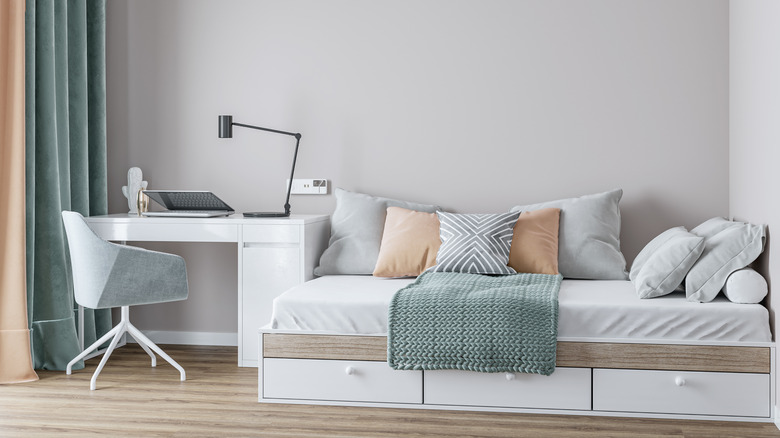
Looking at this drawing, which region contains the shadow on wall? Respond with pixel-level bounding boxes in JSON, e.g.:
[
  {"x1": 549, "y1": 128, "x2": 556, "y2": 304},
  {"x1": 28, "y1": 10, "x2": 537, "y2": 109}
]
[
  {"x1": 619, "y1": 192, "x2": 685, "y2": 269},
  {"x1": 105, "y1": 0, "x2": 130, "y2": 215},
  {"x1": 753, "y1": 229, "x2": 773, "y2": 338}
]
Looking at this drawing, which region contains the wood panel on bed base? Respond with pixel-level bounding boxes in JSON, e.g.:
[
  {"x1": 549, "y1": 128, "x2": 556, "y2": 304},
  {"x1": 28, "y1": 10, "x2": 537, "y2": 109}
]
[{"x1": 262, "y1": 333, "x2": 771, "y2": 373}]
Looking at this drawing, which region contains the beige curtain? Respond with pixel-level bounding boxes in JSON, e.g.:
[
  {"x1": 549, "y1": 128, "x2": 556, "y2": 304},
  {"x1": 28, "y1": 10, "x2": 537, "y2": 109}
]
[{"x1": 0, "y1": 0, "x2": 38, "y2": 384}]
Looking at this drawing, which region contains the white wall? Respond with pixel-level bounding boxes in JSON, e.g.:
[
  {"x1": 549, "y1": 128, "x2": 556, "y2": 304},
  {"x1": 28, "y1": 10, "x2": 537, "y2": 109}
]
[
  {"x1": 729, "y1": 0, "x2": 780, "y2": 413},
  {"x1": 106, "y1": 0, "x2": 729, "y2": 336}
]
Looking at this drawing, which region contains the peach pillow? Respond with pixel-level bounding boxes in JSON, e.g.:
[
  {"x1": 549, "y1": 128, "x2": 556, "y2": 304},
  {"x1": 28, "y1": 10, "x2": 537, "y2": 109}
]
[
  {"x1": 373, "y1": 207, "x2": 441, "y2": 277},
  {"x1": 508, "y1": 208, "x2": 560, "y2": 275}
]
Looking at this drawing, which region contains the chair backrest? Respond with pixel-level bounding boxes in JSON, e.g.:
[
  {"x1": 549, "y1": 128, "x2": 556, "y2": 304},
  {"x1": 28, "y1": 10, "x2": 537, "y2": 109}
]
[
  {"x1": 61, "y1": 211, "x2": 122, "y2": 308},
  {"x1": 61, "y1": 211, "x2": 189, "y2": 309}
]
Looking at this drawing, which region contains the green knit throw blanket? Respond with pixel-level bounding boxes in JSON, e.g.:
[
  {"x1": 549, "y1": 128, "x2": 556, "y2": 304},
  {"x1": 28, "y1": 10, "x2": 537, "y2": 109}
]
[{"x1": 388, "y1": 272, "x2": 562, "y2": 376}]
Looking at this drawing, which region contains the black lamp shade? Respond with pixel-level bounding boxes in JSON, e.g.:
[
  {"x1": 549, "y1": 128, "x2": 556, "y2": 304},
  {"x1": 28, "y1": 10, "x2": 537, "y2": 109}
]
[{"x1": 218, "y1": 115, "x2": 233, "y2": 138}]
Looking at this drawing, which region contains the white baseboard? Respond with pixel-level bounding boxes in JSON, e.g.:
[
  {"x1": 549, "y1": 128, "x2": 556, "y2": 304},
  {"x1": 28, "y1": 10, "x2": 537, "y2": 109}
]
[
  {"x1": 775, "y1": 406, "x2": 779, "y2": 431},
  {"x1": 126, "y1": 330, "x2": 237, "y2": 347},
  {"x1": 774, "y1": 406, "x2": 780, "y2": 429}
]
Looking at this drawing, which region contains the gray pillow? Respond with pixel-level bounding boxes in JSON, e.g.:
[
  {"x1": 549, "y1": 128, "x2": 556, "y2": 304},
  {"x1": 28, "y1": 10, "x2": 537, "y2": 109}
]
[
  {"x1": 511, "y1": 189, "x2": 627, "y2": 280},
  {"x1": 428, "y1": 211, "x2": 520, "y2": 275},
  {"x1": 685, "y1": 217, "x2": 765, "y2": 303},
  {"x1": 629, "y1": 227, "x2": 705, "y2": 299},
  {"x1": 314, "y1": 188, "x2": 440, "y2": 275}
]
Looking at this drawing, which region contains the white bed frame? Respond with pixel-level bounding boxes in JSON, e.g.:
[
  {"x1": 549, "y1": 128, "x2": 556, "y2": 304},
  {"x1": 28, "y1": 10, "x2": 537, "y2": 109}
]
[{"x1": 259, "y1": 330, "x2": 775, "y2": 423}]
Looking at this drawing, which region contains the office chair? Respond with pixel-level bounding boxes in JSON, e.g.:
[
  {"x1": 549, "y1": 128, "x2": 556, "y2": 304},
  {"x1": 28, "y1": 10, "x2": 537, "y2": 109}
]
[{"x1": 61, "y1": 211, "x2": 189, "y2": 390}]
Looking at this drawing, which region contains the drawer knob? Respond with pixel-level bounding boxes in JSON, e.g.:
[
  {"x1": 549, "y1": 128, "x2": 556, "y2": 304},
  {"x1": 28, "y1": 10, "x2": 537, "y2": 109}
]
[
  {"x1": 505, "y1": 372, "x2": 516, "y2": 381},
  {"x1": 675, "y1": 376, "x2": 686, "y2": 387},
  {"x1": 345, "y1": 366, "x2": 356, "y2": 376}
]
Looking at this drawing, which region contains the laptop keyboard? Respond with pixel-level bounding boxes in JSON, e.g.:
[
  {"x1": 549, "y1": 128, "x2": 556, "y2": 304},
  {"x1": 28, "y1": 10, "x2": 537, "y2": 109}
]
[
  {"x1": 167, "y1": 210, "x2": 222, "y2": 215},
  {"x1": 167, "y1": 192, "x2": 230, "y2": 210}
]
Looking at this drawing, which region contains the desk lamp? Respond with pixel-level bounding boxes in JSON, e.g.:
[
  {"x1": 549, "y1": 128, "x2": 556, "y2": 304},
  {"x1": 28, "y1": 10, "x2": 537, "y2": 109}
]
[{"x1": 218, "y1": 115, "x2": 301, "y2": 217}]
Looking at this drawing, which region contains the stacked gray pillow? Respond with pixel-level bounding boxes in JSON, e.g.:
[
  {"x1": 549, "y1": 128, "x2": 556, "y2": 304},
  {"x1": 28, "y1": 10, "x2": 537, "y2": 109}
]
[
  {"x1": 685, "y1": 217, "x2": 765, "y2": 303},
  {"x1": 511, "y1": 189, "x2": 627, "y2": 280},
  {"x1": 629, "y1": 217, "x2": 766, "y2": 302},
  {"x1": 629, "y1": 227, "x2": 705, "y2": 299},
  {"x1": 314, "y1": 188, "x2": 441, "y2": 275}
]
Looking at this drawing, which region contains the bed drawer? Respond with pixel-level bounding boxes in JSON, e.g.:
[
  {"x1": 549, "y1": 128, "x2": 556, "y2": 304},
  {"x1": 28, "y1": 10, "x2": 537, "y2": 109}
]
[
  {"x1": 593, "y1": 369, "x2": 770, "y2": 417},
  {"x1": 424, "y1": 367, "x2": 591, "y2": 410},
  {"x1": 263, "y1": 358, "x2": 422, "y2": 404}
]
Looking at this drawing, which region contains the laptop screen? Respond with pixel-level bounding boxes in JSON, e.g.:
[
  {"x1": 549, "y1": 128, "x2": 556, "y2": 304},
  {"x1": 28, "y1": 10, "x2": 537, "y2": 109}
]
[{"x1": 143, "y1": 191, "x2": 234, "y2": 211}]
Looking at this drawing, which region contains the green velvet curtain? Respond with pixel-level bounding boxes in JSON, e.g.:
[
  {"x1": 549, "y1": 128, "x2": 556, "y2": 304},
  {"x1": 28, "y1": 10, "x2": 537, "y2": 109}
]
[{"x1": 25, "y1": 0, "x2": 111, "y2": 370}]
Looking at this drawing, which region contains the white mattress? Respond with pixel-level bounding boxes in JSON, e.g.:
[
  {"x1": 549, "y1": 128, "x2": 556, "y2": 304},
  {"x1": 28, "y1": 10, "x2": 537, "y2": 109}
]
[{"x1": 270, "y1": 275, "x2": 771, "y2": 343}]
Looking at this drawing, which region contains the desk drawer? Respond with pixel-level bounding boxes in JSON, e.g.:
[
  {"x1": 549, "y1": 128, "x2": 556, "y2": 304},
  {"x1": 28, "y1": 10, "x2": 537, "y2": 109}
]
[
  {"x1": 424, "y1": 367, "x2": 591, "y2": 410},
  {"x1": 263, "y1": 358, "x2": 422, "y2": 404},
  {"x1": 243, "y1": 225, "x2": 299, "y2": 244},
  {"x1": 90, "y1": 222, "x2": 238, "y2": 242},
  {"x1": 593, "y1": 369, "x2": 770, "y2": 417}
]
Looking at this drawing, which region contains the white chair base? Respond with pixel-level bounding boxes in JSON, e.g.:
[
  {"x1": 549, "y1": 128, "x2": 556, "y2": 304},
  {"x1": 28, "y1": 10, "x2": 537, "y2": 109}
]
[{"x1": 67, "y1": 306, "x2": 186, "y2": 390}]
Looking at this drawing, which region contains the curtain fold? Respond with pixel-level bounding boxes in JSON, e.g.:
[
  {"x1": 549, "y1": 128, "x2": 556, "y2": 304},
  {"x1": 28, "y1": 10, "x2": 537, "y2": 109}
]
[
  {"x1": 0, "y1": 0, "x2": 39, "y2": 384},
  {"x1": 25, "y1": 0, "x2": 111, "y2": 371}
]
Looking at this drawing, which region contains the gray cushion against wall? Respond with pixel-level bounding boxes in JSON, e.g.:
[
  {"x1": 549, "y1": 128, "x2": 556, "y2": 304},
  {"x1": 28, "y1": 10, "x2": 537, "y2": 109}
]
[
  {"x1": 511, "y1": 189, "x2": 628, "y2": 280},
  {"x1": 314, "y1": 188, "x2": 441, "y2": 275},
  {"x1": 629, "y1": 227, "x2": 704, "y2": 299},
  {"x1": 428, "y1": 211, "x2": 520, "y2": 275},
  {"x1": 685, "y1": 217, "x2": 765, "y2": 303}
]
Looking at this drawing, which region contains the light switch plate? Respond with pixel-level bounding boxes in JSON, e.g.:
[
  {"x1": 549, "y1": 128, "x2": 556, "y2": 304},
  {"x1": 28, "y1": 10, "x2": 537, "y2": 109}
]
[{"x1": 287, "y1": 178, "x2": 328, "y2": 195}]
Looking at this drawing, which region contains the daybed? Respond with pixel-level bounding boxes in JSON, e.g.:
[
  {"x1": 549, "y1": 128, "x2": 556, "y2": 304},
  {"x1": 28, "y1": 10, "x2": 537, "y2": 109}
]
[{"x1": 258, "y1": 188, "x2": 774, "y2": 422}]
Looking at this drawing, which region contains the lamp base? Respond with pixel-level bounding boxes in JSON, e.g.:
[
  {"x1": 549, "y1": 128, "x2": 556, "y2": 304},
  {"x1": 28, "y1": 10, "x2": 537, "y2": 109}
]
[{"x1": 243, "y1": 211, "x2": 290, "y2": 218}]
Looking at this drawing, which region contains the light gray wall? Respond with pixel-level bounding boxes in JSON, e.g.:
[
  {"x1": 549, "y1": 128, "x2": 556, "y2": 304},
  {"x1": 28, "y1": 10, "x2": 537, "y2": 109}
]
[
  {"x1": 106, "y1": 0, "x2": 729, "y2": 335},
  {"x1": 729, "y1": 0, "x2": 780, "y2": 409}
]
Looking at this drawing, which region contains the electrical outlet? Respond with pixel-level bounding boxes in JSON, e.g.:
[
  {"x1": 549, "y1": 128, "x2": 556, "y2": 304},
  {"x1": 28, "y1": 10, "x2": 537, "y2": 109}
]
[{"x1": 287, "y1": 178, "x2": 328, "y2": 195}]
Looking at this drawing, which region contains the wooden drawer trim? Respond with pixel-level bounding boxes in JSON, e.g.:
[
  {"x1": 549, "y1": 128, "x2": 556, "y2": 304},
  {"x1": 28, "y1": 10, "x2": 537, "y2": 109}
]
[
  {"x1": 557, "y1": 342, "x2": 770, "y2": 374},
  {"x1": 263, "y1": 334, "x2": 770, "y2": 374},
  {"x1": 264, "y1": 334, "x2": 388, "y2": 362}
]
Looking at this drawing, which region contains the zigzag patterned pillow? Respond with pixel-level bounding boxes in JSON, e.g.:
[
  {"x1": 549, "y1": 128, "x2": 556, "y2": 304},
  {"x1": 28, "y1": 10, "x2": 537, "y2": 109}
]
[{"x1": 430, "y1": 211, "x2": 521, "y2": 275}]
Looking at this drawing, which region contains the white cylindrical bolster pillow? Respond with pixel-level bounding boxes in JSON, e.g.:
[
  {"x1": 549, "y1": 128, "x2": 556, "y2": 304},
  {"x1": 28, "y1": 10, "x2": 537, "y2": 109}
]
[{"x1": 722, "y1": 268, "x2": 768, "y2": 304}]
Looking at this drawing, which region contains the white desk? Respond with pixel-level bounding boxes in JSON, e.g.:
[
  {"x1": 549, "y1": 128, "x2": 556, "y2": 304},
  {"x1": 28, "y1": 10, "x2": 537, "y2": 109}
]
[{"x1": 84, "y1": 213, "x2": 330, "y2": 367}]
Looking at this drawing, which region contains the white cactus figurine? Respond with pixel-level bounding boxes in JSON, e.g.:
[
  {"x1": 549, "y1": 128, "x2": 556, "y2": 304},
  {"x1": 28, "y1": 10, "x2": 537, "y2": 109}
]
[{"x1": 121, "y1": 167, "x2": 148, "y2": 215}]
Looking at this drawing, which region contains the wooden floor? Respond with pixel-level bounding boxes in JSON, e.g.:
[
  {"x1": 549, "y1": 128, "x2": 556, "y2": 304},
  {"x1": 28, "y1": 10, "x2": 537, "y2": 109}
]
[{"x1": 1, "y1": 345, "x2": 779, "y2": 438}]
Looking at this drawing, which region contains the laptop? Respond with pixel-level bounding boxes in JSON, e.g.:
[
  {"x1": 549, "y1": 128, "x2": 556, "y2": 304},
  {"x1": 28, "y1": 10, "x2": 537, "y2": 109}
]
[{"x1": 141, "y1": 190, "x2": 235, "y2": 217}]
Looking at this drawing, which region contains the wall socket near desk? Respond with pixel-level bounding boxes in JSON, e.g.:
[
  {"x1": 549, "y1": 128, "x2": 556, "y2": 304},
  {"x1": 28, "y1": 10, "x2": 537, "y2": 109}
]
[{"x1": 287, "y1": 178, "x2": 328, "y2": 195}]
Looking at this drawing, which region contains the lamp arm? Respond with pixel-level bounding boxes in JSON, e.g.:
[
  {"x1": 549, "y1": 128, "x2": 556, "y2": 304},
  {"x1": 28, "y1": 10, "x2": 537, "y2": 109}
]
[
  {"x1": 231, "y1": 122, "x2": 299, "y2": 138},
  {"x1": 221, "y1": 116, "x2": 302, "y2": 217},
  {"x1": 284, "y1": 135, "x2": 301, "y2": 216}
]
